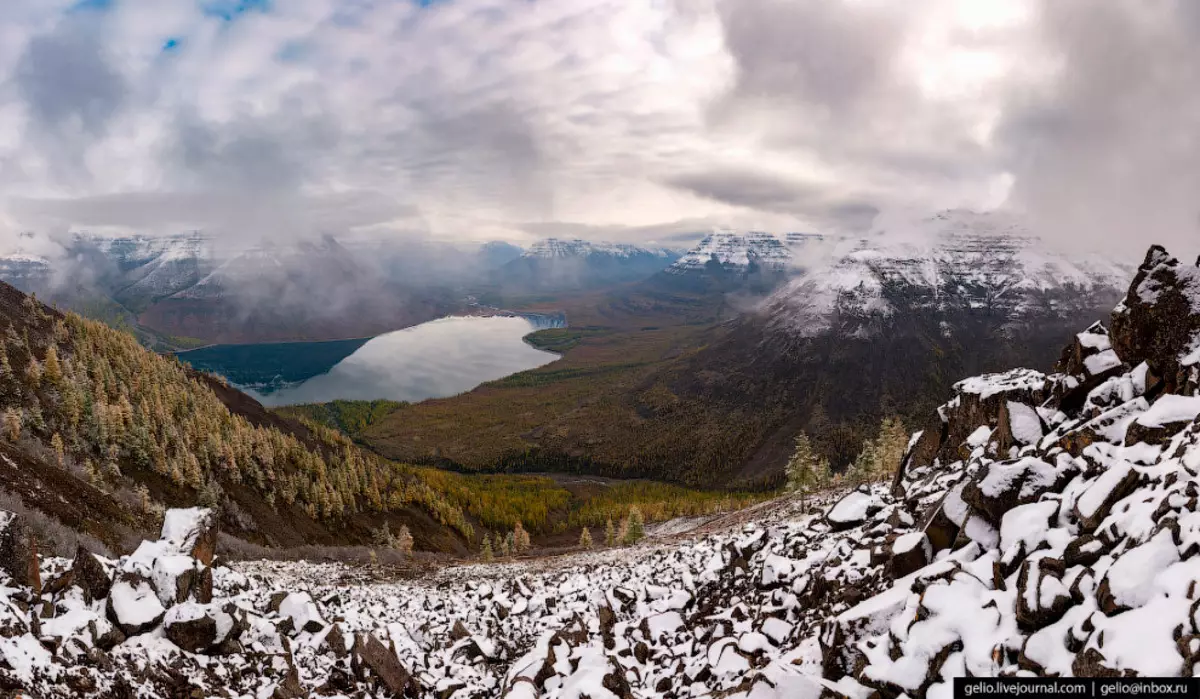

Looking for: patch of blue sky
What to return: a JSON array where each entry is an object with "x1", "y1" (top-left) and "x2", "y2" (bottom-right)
[{"x1": 201, "y1": 0, "x2": 271, "y2": 21}]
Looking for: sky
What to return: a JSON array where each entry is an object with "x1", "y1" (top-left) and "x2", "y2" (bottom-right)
[{"x1": 0, "y1": 0, "x2": 1195, "y2": 253}]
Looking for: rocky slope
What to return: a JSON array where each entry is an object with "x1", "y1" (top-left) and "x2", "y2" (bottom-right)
[{"x1": 1, "y1": 244, "x2": 1197, "y2": 696}]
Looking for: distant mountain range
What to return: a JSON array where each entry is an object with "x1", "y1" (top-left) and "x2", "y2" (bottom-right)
[
  {"x1": 486, "y1": 238, "x2": 681, "y2": 295},
  {"x1": 362, "y1": 209, "x2": 1139, "y2": 490}
]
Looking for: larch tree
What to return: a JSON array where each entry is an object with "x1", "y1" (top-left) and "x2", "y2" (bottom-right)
[
  {"x1": 625, "y1": 506, "x2": 645, "y2": 544},
  {"x1": 785, "y1": 432, "x2": 831, "y2": 512},
  {"x1": 579, "y1": 527, "x2": 593, "y2": 549}
]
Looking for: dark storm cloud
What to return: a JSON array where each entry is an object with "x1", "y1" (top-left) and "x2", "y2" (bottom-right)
[
  {"x1": 998, "y1": 0, "x2": 1200, "y2": 253},
  {"x1": 15, "y1": 23, "x2": 127, "y2": 136}
]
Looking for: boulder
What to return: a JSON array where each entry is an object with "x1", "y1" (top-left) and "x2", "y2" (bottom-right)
[
  {"x1": 1072, "y1": 461, "x2": 1141, "y2": 532},
  {"x1": 888, "y1": 532, "x2": 931, "y2": 578},
  {"x1": 937, "y1": 369, "x2": 1051, "y2": 464},
  {"x1": 825, "y1": 490, "x2": 882, "y2": 531},
  {"x1": 106, "y1": 572, "x2": 166, "y2": 637},
  {"x1": 277, "y1": 592, "x2": 326, "y2": 635},
  {"x1": 1057, "y1": 322, "x2": 1117, "y2": 377},
  {"x1": 164, "y1": 610, "x2": 217, "y2": 653},
  {"x1": 1125, "y1": 395, "x2": 1200, "y2": 446},
  {"x1": 0, "y1": 511, "x2": 40, "y2": 594},
  {"x1": 352, "y1": 632, "x2": 420, "y2": 697},
  {"x1": 159, "y1": 508, "x2": 219, "y2": 565},
  {"x1": 72, "y1": 546, "x2": 112, "y2": 602},
  {"x1": 960, "y1": 457, "x2": 1061, "y2": 527},
  {"x1": 1110, "y1": 246, "x2": 1200, "y2": 396},
  {"x1": 1014, "y1": 557, "x2": 1071, "y2": 631}
]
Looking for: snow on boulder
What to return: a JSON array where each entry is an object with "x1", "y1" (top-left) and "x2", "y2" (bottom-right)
[
  {"x1": 164, "y1": 602, "x2": 241, "y2": 654},
  {"x1": 640, "y1": 611, "x2": 684, "y2": 643},
  {"x1": 150, "y1": 554, "x2": 210, "y2": 607},
  {"x1": 888, "y1": 532, "x2": 931, "y2": 578},
  {"x1": 1073, "y1": 461, "x2": 1140, "y2": 532},
  {"x1": 159, "y1": 508, "x2": 219, "y2": 565},
  {"x1": 277, "y1": 592, "x2": 326, "y2": 635},
  {"x1": 1058, "y1": 321, "x2": 1115, "y2": 376},
  {"x1": 106, "y1": 572, "x2": 167, "y2": 637},
  {"x1": 961, "y1": 456, "x2": 1060, "y2": 527},
  {"x1": 0, "y1": 511, "x2": 40, "y2": 594},
  {"x1": 826, "y1": 490, "x2": 882, "y2": 531},
  {"x1": 1003, "y1": 401, "x2": 1046, "y2": 448},
  {"x1": 1126, "y1": 394, "x2": 1200, "y2": 446},
  {"x1": 1095, "y1": 529, "x2": 1180, "y2": 615},
  {"x1": 999, "y1": 501, "x2": 1059, "y2": 558}
]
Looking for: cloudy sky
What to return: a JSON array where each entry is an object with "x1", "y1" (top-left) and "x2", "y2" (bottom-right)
[{"x1": 0, "y1": 0, "x2": 1194, "y2": 251}]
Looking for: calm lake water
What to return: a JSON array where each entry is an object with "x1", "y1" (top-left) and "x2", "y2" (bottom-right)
[{"x1": 180, "y1": 315, "x2": 562, "y2": 407}]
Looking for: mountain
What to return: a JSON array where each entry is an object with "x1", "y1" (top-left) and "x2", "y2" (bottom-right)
[
  {"x1": 667, "y1": 230, "x2": 793, "y2": 273},
  {"x1": 764, "y1": 210, "x2": 1130, "y2": 337},
  {"x1": 659, "y1": 230, "x2": 794, "y2": 293},
  {"x1": 477, "y1": 240, "x2": 524, "y2": 268},
  {"x1": 4, "y1": 244, "x2": 1197, "y2": 697},
  {"x1": 0, "y1": 233, "x2": 460, "y2": 345},
  {"x1": 488, "y1": 238, "x2": 680, "y2": 296},
  {"x1": 362, "y1": 211, "x2": 1133, "y2": 489},
  {"x1": 139, "y1": 236, "x2": 458, "y2": 343},
  {"x1": 81, "y1": 233, "x2": 215, "y2": 311}
]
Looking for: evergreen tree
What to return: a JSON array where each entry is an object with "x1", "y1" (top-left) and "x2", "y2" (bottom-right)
[
  {"x1": 624, "y1": 506, "x2": 645, "y2": 545},
  {"x1": 481, "y1": 534, "x2": 494, "y2": 562},
  {"x1": 873, "y1": 417, "x2": 908, "y2": 481},
  {"x1": 604, "y1": 518, "x2": 616, "y2": 547},
  {"x1": 579, "y1": 527, "x2": 593, "y2": 549},
  {"x1": 785, "y1": 432, "x2": 831, "y2": 511},
  {"x1": 43, "y1": 345, "x2": 62, "y2": 387},
  {"x1": 847, "y1": 439, "x2": 878, "y2": 486},
  {"x1": 617, "y1": 515, "x2": 630, "y2": 546},
  {"x1": 504, "y1": 532, "x2": 515, "y2": 557}
]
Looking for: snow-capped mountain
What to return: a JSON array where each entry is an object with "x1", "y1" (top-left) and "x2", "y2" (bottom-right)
[
  {"x1": 764, "y1": 210, "x2": 1132, "y2": 337},
  {"x1": 667, "y1": 230, "x2": 793, "y2": 275},
  {"x1": 0, "y1": 253, "x2": 52, "y2": 291},
  {"x1": 492, "y1": 238, "x2": 681, "y2": 293},
  {"x1": 91, "y1": 233, "x2": 216, "y2": 306},
  {"x1": 523, "y1": 238, "x2": 675, "y2": 260}
]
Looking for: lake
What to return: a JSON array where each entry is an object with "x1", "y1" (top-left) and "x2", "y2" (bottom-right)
[{"x1": 178, "y1": 315, "x2": 563, "y2": 407}]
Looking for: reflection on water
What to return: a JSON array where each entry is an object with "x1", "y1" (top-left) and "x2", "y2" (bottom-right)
[{"x1": 215, "y1": 316, "x2": 560, "y2": 407}]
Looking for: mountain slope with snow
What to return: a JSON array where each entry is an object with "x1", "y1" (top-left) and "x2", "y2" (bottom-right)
[
  {"x1": 491, "y1": 238, "x2": 681, "y2": 294},
  {"x1": 668, "y1": 231, "x2": 793, "y2": 274},
  {"x1": 765, "y1": 210, "x2": 1132, "y2": 337}
]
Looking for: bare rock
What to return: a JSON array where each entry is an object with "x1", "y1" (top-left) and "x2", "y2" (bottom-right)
[
  {"x1": 165, "y1": 613, "x2": 217, "y2": 653},
  {"x1": 352, "y1": 632, "x2": 419, "y2": 697},
  {"x1": 0, "y1": 511, "x2": 40, "y2": 594},
  {"x1": 1110, "y1": 246, "x2": 1200, "y2": 396},
  {"x1": 72, "y1": 546, "x2": 112, "y2": 602}
]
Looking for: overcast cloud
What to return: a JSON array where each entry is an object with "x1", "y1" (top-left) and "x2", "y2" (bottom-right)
[{"x1": 0, "y1": 0, "x2": 1194, "y2": 253}]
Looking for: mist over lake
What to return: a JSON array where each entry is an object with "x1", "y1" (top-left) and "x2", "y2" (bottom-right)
[{"x1": 181, "y1": 315, "x2": 561, "y2": 407}]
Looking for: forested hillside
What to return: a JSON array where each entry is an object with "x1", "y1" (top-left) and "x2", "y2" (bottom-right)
[{"x1": 0, "y1": 281, "x2": 473, "y2": 553}]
